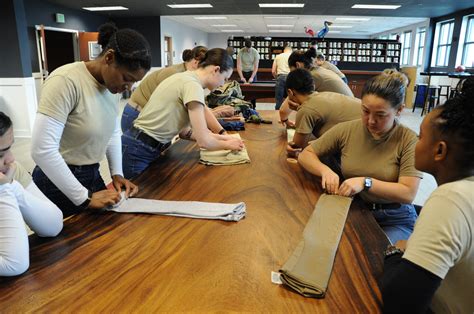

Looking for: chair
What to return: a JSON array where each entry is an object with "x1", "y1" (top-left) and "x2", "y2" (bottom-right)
[
  {"x1": 413, "y1": 84, "x2": 438, "y2": 115},
  {"x1": 437, "y1": 85, "x2": 450, "y2": 106}
]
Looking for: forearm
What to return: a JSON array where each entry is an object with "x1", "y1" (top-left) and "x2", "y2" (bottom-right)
[
  {"x1": 204, "y1": 106, "x2": 224, "y2": 133},
  {"x1": 31, "y1": 114, "x2": 89, "y2": 206},
  {"x1": 251, "y1": 63, "x2": 259, "y2": 77},
  {"x1": 298, "y1": 147, "x2": 332, "y2": 177},
  {"x1": 279, "y1": 97, "x2": 292, "y2": 121},
  {"x1": 236, "y1": 60, "x2": 244, "y2": 79},
  {"x1": 368, "y1": 177, "x2": 419, "y2": 204},
  {"x1": 292, "y1": 132, "x2": 310, "y2": 148},
  {"x1": 106, "y1": 117, "x2": 124, "y2": 177}
]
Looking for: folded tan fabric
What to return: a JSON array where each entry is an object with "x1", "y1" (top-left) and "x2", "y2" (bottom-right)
[
  {"x1": 280, "y1": 194, "x2": 352, "y2": 298},
  {"x1": 199, "y1": 134, "x2": 250, "y2": 166}
]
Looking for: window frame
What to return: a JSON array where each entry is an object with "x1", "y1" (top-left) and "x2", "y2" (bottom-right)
[
  {"x1": 432, "y1": 20, "x2": 455, "y2": 67},
  {"x1": 400, "y1": 30, "x2": 412, "y2": 65},
  {"x1": 413, "y1": 27, "x2": 426, "y2": 66},
  {"x1": 461, "y1": 15, "x2": 474, "y2": 68}
]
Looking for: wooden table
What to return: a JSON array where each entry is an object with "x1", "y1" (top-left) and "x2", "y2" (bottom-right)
[
  {"x1": 0, "y1": 111, "x2": 388, "y2": 312},
  {"x1": 240, "y1": 81, "x2": 276, "y2": 103}
]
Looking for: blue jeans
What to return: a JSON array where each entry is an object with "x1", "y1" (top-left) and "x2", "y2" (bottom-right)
[
  {"x1": 372, "y1": 204, "x2": 418, "y2": 244},
  {"x1": 121, "y1": 103, "x2": 140, "y2": 133},
  {"x1": 32, "y1": 164, "x2": 106, "y2": 218},
  {"x1": 275, "y1": 74, "x2": 287, "y2": 110},
  {"x1": 122, "y1": 129, "x2": 168, "y2": 179}
]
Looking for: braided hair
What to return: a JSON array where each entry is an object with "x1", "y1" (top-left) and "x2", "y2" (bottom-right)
[
  {"x1": 432, "y1": 77, "x2": 474, "y2": 169},
  {"x1": 288, "y1": 47, "x2": 317, "y2": 69},
  {"x1": 97, "y1": 23, "x2": 151, "y2": 71},
  {"x1": 0, "y1": 112, "x2": 12, "y2": 137}
]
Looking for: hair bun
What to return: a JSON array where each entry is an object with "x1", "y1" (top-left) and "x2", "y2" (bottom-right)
[
  {"x1": 305, "y1": 47, "x2": 317, "y2": 59},
  {"x1": 98, "y1": 22, "x2": 118, "y2": 49},
  {"x1": 382, "y1": 68, "x2": 409, "y2": 88},
  {"x1": 460, "y1": 77, "x2": 474, "y2": 99}
]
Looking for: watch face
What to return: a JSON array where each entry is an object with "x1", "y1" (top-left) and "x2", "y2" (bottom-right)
[{"x1": 364, "y1": 178, "x2": 372, "y2": 189}]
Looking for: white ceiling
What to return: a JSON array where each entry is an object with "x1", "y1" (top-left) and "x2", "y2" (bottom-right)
[{"x1": 164, "y1": 15, "x2": 428, "y2": 37}]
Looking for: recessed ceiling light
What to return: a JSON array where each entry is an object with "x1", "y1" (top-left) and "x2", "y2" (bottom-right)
[
  {"x1": 335, "y1": 17, "x2": 371, "y2": 21},
  {"x1": 266, "y1": 24, "x2": 294, "y2": 27},
  {"x1": 269, "y1": 30, "x2": 292, "y2": 33},
  {"x1": 83, "y1": 6, "x2": 128, "y2": 11},
  {"x1": 328, "y1": 30, "x2": 341, "y2": 33},
  {"x1": 264, "y1": 16, "x2": 296, "y2": 19},
  {"x1": 167, "y1": 4, "x2": 213, "y2": 8},
  {"x1": 194, "y1": 16, "x2": 227, "y2": 20},
  {"x1": 211, "y1": 24, "x2": 237, "y2": 27},
  {"x1": 259, "y1": 3, "x2": 305, "y2": 8},
  {"x1": 351, "y1": 4, "x2": 401, "y2": 9},
  {"x1": 330, "y1": 25, "x2": 353, "y2": 28},
  {"x1": 221, "y1": 30, "x2": 244, "y2": 32}
]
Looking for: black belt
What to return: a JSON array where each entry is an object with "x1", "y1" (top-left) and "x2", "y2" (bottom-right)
[
  {"x1": 366, "y1": 202, "x2": 402, "y2": 210},
  {"x1": 129, "y1": 127, "x2": 170, "y2": 150}
]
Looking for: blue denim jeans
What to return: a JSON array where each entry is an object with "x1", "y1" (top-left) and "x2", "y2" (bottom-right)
[
  {"x1": 275, "y1": 74, "x2": 288, "y2": 110},
  {"x1": 121, "y1": 103, "x2": 140, "y2": 133},
  {"x1": 122, "y1": 129, "x2": 166, "y2": 179},
  {"x1": 32, "y1": 164, "x2": 106, "y2": 218},
  {"x1": 371, "y1": 204, "x2": 418, "y2": 244}
]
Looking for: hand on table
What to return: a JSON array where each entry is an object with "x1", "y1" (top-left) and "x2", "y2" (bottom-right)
[
  {"x1": 240, "y1": 78, "x2": 248, "y2": 84},
  {"x1": 286, "y1": 142, "x2": 302, "y2": 158},
  {"x1": 321, "y1": 168, "x2": 340, "y2": 195},
  {"x1": 112, "y1": 174, "x2": 139, "y2": 198},
  {"x1": 338, "y1": 177, "x2": 364, "y2": 197},
  {"x1": 0, "y1": 162, "x2": 16, "y2": 185},
  {"x1": 88, "y1": 189, "x2": 122, "y2": 209},
  {"x1": 225, "y1": 138, "x2": 245, "y2": 151},
  {"x1": 284, "y1": 120, "x2": 296, "y2": 128}
]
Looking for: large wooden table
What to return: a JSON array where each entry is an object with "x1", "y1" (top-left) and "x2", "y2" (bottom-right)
[{"x1": 0, "y1": 111, "x2": 388, "y2": 312}]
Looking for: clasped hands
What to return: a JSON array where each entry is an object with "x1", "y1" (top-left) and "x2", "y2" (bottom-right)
[
  {"x1": 321, "y1": 169, "x2": 365, "y2": 197},
  {"x1": 87, "y1": 175, "x2": 139, "y2": 209}
]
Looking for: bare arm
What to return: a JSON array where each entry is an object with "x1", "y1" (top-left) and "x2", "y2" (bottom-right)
[
  {"x1": 298, "y1": 145, "x2": 340, "y2": 193},
  {"x1": 204, "y1": 106, "x2": 225, "y2": 134},
  {"x1": 271, "y1": 59, "x2": 277, "y2": 78},
  {"x1": 292, "y1": 132, "x2": 311, "y2": 149},
  {"x1": 250, "y1": 58, "x2": 259, "y2": 82},
  {"x1": 279, "y1": 97, "x2": 293, "y2": 122},
  {"x1": 365, "y1": 177, "x2": 420, "y2": 204},
  {"x1": 236, "y1": 55, "x2": 245, "y2": 82}
]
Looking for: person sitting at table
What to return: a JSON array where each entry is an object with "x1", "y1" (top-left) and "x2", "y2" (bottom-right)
[
  {"x1": 121, "y1": 45, "x2": 208, "y2": 132},
  {"x1": 122, "y1": 48, "x2": 245, "y2": 179},
  {"x1": 288, "y1": 47, "x2": 354, "y2": 97},
  {"x1": 0, "y1": 112, "x2": 63, "y2": 276},
  {"x1": 381, "y1": 78, "x2": 474, "y2": 314},
  {"x1": 315, "y1": 52, "x2": 348, "y2": 84},
  {"x1": 272, "y1": 44, "x2": 292, "y2": 110},
  {"x1": 298, "y1": 69, "x2": 422, "y2": 244},
  {"x1": 31, "y1": 24, "x2": 150, "y2": 217},
  {"x1": 279, "y1": 68, "x2": 361, "y2": 157}
]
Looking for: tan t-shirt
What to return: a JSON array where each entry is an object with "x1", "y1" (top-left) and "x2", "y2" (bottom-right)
[
  {"x1": 311, "y1": 119, "x2": 422, "y2": 203},
  {"x1": 13, "y1": 161, "x2": 32, "y2": 188},
  {"x1": 320, "y1": 61, "x2": 346, "y2": 79},
  {"x1": 295, "y1": 92, "x2": 361, "y2": 138},
  {"x1": 38, "y1": 62, "x2": 119, "y2": 165},
  {"x1": 130, "y1": 63, "x2": 186, "y2": 108},
  {"x1": 237, "y1": 47, "x2": 260, "y2": 72},
  {"x1": 134, "y1": 71, "x2": 204, "y2": 143},
  {"x1": 310, "y1": 67, "x2": 353, "y2": 97},
  {"x1": 274, "y1": 52, "x2": 291, "y2": 75},
  {"x1": 403, "y1": 177, "x2": 474, "y2": 314}
]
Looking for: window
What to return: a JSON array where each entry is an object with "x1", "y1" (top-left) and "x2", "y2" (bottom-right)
[
  {"x1": 432, "y1": 20, "x2": 454, "y2": 67},
  {"x1": 400, "y1": 31, "x2": 412, "y2": 65},
  {"x1": 461, "y1": 16, "x2": 474, "y2": 68},
  {"x1": 413, "y1": 27, "x2": 426, "y2": 66}
]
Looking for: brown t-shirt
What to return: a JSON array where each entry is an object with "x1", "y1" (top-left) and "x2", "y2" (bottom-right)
[
  {"x1": 130, "y1": 63, "x2": 187, "y2": 108},
  {"x1": 320, "y1": 61, "x2": 346, "y2": 79},
  {"x1": 295, "y1": 92, "x2": 361, "y2": 138},
  {"x1": 310, "y1": 67, "x2": 353, "y2": 97},
  {"x1": 311, "y1": 119, "x2": 423, "y2": 203}
]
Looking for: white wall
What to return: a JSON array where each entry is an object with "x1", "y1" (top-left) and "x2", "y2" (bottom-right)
[
  {"x1": 160, "y1": 17, "x2": 209, "y2": 66},
  {"x1": 0, "y1": 77, "x2": 37, "y2": 138},
  {"x1": 371, "y1": 21, "x2": 429, "y2": 67}
]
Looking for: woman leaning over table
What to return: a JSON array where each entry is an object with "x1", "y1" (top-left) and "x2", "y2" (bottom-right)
[
  {"x1": 382, "y1": 78, "x2": 474, "y2": 314},
  {"x1": 122, "y1": 48, "x2": 244, "y2": 179},
  {"x1": 31, "y1": 24, "x2": 151, "y2": 217},
  {"x1": 121, "y1": 45, "x2": 208, "y2": 132},
  {"x1": 298, "y1": 69, "x2": 422, "y2": 244}
]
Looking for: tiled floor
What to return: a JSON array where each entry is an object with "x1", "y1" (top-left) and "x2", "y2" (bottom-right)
[{"x1": 11, "y1": 104, "x2": 437, "y2": 205}]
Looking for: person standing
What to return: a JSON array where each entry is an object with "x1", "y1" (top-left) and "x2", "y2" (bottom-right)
[
  {"x1": 236, "y1": 39, "x2": 260, "y2": 84},
  {"x1": 272, "y1": 45, "x2": 292, "y2": 110},
  {"x1": 31, "y1": 24, "x2": 151, "y2": 217}
]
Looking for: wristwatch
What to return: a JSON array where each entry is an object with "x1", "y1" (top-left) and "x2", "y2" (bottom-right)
[
  {"x1": 79, "y1": 189, "x2": 93, "y2": 210},
  {"x1": 364, "y1": 177, "x2": 372, "y2": 191},
  {"x1": 384, "y1": 245, "x2": 404, "y2": 259}
]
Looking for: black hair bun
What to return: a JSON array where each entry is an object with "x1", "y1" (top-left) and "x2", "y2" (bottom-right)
[{"x1": 98, "y1": 22, "x2": 118, "y2": 49}]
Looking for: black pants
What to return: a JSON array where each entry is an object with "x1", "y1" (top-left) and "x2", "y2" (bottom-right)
[{"x1": 242, "y1": 71, "x2": 257, "y2": 108}]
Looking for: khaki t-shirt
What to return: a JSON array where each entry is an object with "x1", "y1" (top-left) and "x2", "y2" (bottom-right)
[
  {"x1": 274, "y1": 52, "x2": 291, "y2": 75},
  {"x1": 13, "y1": 161, "x2": 32, "y2": 188},
  {"x1": 134, "y1": 71, "x2": 204, "y2": 143},
  {"x1": 403, "y1": 177, "x2": 474, "y2": 314},
  {"x1": 320, "y1": 61, "x2": 346, "y2": 79},
  {"x1": 38, "y1": 62, "x2": 119, "y2": 165},
  {"x1": 311, "y1": 119, "x2": 422, "y2": 203},
  {"x1": 237, "y1": 47, "x2": 260, "y2": 72},
  {"x1": 310, "y1": 67, "x2": 353, "y2": 97},
  {"x1": 295, "y1": 92, "x2": 361, "y2": 138},
  {"x1": 130, "y1": 63, "x2": 186, "y2": 108}
]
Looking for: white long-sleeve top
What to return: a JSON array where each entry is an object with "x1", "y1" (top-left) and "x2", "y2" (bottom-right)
[
  {"x1": 31, "y1": 114, "x2": 123, "y2": 206},
  {"x1": 0, "y1": 180, "x2": 63, "y2": 277}
]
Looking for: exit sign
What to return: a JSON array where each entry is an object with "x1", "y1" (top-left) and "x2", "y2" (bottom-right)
[{"x1": 55, "y1": 13, "x2": 65, "y2": 23}]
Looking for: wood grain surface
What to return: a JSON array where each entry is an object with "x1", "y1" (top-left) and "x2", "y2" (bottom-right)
[{"x1": 0, "y1": 111, "x2": 388, "y2": 312}]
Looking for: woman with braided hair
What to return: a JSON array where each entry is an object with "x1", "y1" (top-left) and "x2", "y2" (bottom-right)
[
  {"x1": 382, "y1": 78, "x2": 474, "y2": 314},
  {"x1": 31, "y1": 23, "x2": 152, "y2": 217}
]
